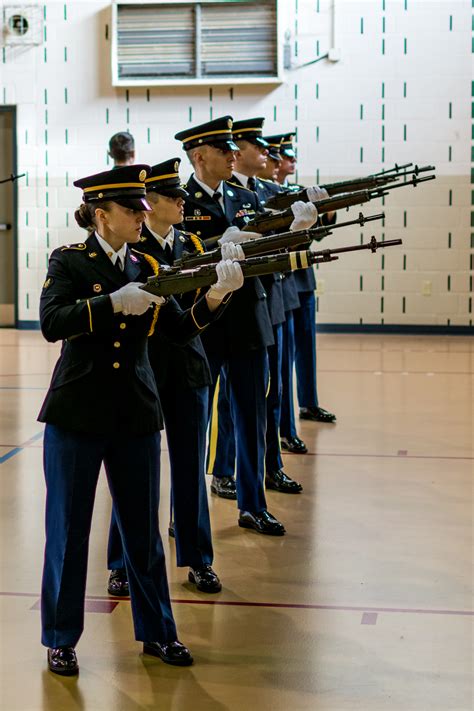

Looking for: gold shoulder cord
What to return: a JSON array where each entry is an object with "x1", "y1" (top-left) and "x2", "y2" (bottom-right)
[
  {"x1": 188, "y1": 233, "x2": 205, "y2": 302},
  {"x1": 138, "y1": 252, "x2": 162, "y2": 336}
]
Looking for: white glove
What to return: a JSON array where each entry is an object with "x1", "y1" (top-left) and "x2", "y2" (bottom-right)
[
  {"x1": 289, "y1": 201, "x2": 319, "y2": 232},
  {"x1": 218, "y1": 225, "x2": 261, "y2": 244},
  {"x1": 110, "y1": 282, "x2": 165, "y2": 316},
  {"x1": 220, "y1": 241, "x2": 245, "y2": 261},
  {"x1": 207, "y1": 259, "x2": 244, "y2": 300},
  {"x1": 306, "y1": 185, "x2": 329, "y2": 202}
]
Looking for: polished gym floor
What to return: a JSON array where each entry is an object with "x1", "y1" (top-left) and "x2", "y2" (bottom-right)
[{"x1": 0, "y1": 330, "x2": 472, "y2": 711}]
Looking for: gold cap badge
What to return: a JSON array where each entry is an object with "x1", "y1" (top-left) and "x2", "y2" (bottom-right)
[
  {"x1": 227, "y1": 118, "x2": 233, "y2": 128},
  {"x1": 138, "y1": 169, "x2": 147, "y2": 182},
  {"x1": 174, "y1": 161, "x2": 179, "y2": 172}
]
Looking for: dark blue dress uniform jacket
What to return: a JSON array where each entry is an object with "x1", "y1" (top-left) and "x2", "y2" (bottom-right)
[
  {"x1": 38, "y1": 232, "x2": 223, "y2": 434},
  {"x1": 136, "y1": 224, "x2": 217, "y2": 390},
  {"x1": 181, "y1": 175, "x2": 273, "y2": 356},
  {"x1": 232, "y1": 175, "x2": 286, "y2": 327}
]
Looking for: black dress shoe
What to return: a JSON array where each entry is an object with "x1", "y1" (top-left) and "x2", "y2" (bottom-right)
[
  {"x1": 188, "y1": 565, "x2": 222, "y2": 593},
  {"x1": 47, "y1": 646, "x2": 79, "y2": 676},
  {"x1": 143, "y1": 640, "x2": 193, "y2": 666},
  {"x1": 238, "y1": 510, "x2": 286, "y2": 536},
  {"x1": 210, "y1": 475, "x2": 237, "y2": 500},
  {"x1": 299, "y1": 406, "x2": 336, "y2": 423},
  {"x1": 265, "y1": 469, "x2": 303, "y2": 494},
  {"x1": 168, "y1": 521, "x2": 175, "y2": 538},
  {"x1": 107, "y1": 569, "x2": 129, "y2": 596},
  {"x1": 280, "y1": 435, "x2": 308, "y2": 454}
]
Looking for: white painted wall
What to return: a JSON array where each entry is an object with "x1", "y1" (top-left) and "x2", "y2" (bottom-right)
[{"x1": 1, "y1": 0, "x2": 471, "y2": 327}]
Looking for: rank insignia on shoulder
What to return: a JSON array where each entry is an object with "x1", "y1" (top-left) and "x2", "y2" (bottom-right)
[
  {"x1": 61, "y1": 243, "x2": 86, "y2": 251},
  {"x1": 194, "y1": 191, "x2": 203, "y2": 198},
  {"x1": 43, "y1": 277, "x2": 52, "y2": 289},
  {"x1": 93, "y1": 283, "x2": 102, "y2": 293}
]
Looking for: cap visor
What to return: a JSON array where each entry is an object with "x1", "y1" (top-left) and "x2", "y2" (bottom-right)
[
  {"x1": 153, "y1": 186, "x2": 189, "y2": 198},
  {"x1": 281, "y1": 149, "x2": 296, "y2": 158},
  {"x1": 268, "y1": 151, "x2": 282, "y2": 161},
  {"x1": 255, "y1": 137, "x2": 270, "y2": 148},
  {"x1": 115, "y1": 197, "x2": 152, "y2": 211}
]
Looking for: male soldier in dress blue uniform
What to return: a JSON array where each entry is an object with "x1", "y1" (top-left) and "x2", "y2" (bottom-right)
[
  {"x1": 174, "y1": 116, "x2": 286, "y2": 535},
  {"x1": 274, "y1": 133, "x2": 337, "y2": 426},
  {"x1": 39, "y1": 164, "x2": 243, "y2": 675},
  {"x1": 106, "y1": 158, "x2": 228, "y2": 594},
  {"x1": 108, "y1": 131, "x2": 135, "y2": 167},
  {"x1": 230, "y1": 117, "x2": 312, "y2": 491}
]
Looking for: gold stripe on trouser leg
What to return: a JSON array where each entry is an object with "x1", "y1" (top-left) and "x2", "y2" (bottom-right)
[
  {"x1": 206, "y1": 374, "x2": 221, "y2": 475},
  {"x1": 263, "y1": 364, "x2": 271, "y2": 489}
]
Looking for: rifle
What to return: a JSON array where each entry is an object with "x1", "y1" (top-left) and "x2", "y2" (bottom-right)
[
  {"x1": 174, "y1": 211, "x2": 385, "y2": 269},
  {"x1": 244, "y1": 174, "x2": 436, "y2": 235},
  {"x1": 141, "y1": 236, "x2": 402, "y2": 297},
  {"x1": 0, "y1": 173, "x2": 26, "y2": 184},
  {"x1": 264, "y1": 165, "x2": 435, "y2": 210}
]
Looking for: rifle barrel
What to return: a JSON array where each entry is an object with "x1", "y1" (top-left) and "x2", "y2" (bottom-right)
[{"x1": 142, "y1": 237, "x2": 402, "y2": 297}]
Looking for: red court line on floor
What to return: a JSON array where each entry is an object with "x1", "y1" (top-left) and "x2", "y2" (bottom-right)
[{"x1": 2, "y1": 591, "x2": 472, "y2": 617}]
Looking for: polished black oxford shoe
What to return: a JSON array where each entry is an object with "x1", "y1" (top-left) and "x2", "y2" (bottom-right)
[
  {"x1": 299, "y1": 406, "x2": 336, "y2": 423},
  {"x1": 265, "y1": 469, "x2": 303, "y2": 494},
  {"x1": 107, "y1": 568, "x2": 129, "y2": 596},
  {"x1": 238, "y1": 509, "x2": 286, "y2": 536},
  {"x1": 280, "y1": 435, "x2": 308, "y2": 454},
  {"x1": 188, "y1": 565, "x2": 222, "y2": 593},
  {"x1": 47, "y1": 646, "x2": 79, "y2": 676},
  {"x1": 143, "y1": 640, "x2": 193, "y2": 666},
  {"x1": 210, "y1": 475, "x2": 237, "y2": 499}
]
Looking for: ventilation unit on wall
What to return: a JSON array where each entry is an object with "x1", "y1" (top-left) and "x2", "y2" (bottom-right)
[
  {"x1": 1, "y1": 4, "x2": 43, "y2": 46},
  {"x1": 111, "y1": 0, "x2": 282, "y2": 86}
]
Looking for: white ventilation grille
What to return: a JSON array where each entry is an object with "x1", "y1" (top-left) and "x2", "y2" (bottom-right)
[{"x1": 112, "y1": 1, "x2": 280, "y2": 86}]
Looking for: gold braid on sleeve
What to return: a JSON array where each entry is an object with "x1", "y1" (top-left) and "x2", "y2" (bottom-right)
[
  {"x1": 140, "y1": 253, "x2": 162, "y2": 336},
  {"x1": 188, "y1": 233, "x2": 205, "y2": 302}
]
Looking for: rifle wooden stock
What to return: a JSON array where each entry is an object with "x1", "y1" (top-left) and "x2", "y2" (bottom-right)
[
  {"x1": 141, "y1": 237, "x2": 402, "y2": 297},
  {"x1": 175, "y1": 211, "x2": 385, "y2": 269},
  {"x1": 245, "y1": 174, "x2": 436, "y2": 235},
  {"x1": 264, "y1": 165, "x2": 436, "y2": 211}
]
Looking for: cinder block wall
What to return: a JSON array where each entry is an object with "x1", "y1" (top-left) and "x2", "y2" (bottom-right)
[{"x1": 1, "y1": 0, "x2": 472, "y2": 328}]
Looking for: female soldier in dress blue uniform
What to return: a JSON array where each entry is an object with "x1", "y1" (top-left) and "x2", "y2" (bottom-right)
[{"x1": 38, "y1": 164, "x2": 243, "y2": 675}]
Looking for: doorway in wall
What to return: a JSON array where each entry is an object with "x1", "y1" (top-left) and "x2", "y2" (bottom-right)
[{"x1": 0, "y1": 106, "x2": 17, "y2": 327}]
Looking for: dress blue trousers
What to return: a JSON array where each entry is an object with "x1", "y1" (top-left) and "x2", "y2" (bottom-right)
[
  {"x1": 41, "y1": 424, "x2": 176, "y2": 648},
  {"x1": 280, "y1": 310, "x2": 297, "y2": 439},
  {"x1": 293, "y1": 290, "x2": 319, "y2": 409},
  {"x1": 108, "y1": 386, "x2": 213, "y2": 569}
]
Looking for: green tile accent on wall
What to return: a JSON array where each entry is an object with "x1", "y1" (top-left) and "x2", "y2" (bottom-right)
[
  {"x1": 403, "y1": 254, "x2": 407, "y2": 270},
  {"x1": 126, "y1": 108, "x2": 130, "y2": 124},
  {"x1": 65, "y1": 129, "x2": 68, "y2": 144},
  {"x1": 360, "y1": 104, "x2": 363, "y2": 120},
  {"x1": 381, "y1": 146, "x2": 385, "y2": 162},
  {"x1": 403, "y1": 82, "x2": 407, "y2": 98},
  {"x1": 65, "y1": 171, "x2": 69, "y2": 187},
  {"x1": 448, "y1": 232, "x2": 452, "y2": 248},
  {"x1": 360, "y1": 17, "x2": 364, "y2": 34},
  {"x1": 381, "y1": 275, "x2": 385, "y2": 291},
  {"x1": 147, "y1": 128, "x2": 150, "y2": 143},
  {"x1": 447, "y1": 275, "x2": 451, "y2": 291},
  {"x1": 403, "y1": 124, "x2": 407, "y2": 141},
  {"x1": 449, "y1": 145, "x2": 452, "y2": 161},
  {"x1": 64, "y1": 47, "x2": 67, "y2": 62},
  {"x1": 382, "y1": 16, "x2": 386, "y2": 33},
  {"x1": 25, "y1": 130, "x2": 28, "y2": 144},
  {"x1": 189, "y1": 106, "x2": 192, "y2": 121},
  {"x1": 360, "y1": 275, "x2": 363, "y2": 291},
  {"x1": 360, "y1": 147, "x2": 363, "y2": 163},
  {"x1": 449, "y1": 15, "x2": 453, "y2": 31},
  {"x1": 404, "y1": 38, "x2": 407, "y2": 54},
  {"x1": 404, "y1": 211, "x2": 407, "y2": 227},
  {"x1": 147, "y1": 89, "x2": 150, "y2": 101},
  {"x1": 382, "y1": 125, "x2": 385, "y2": 141},
  {"x1": 381, "y1": 254, "x2": 385, "y2": 270},
  {"x1": 106, "y1": 108, "x2": 109, "y2": 124},
  {"x1": 448, "y1": 102, "x2": 452, "y2": 119},
  {"x1": 64, "y1": 4, "x2": 67, "y2": 21},
  {"x1": 294, "y1": 84, "x2": 298, "y2": 100},
  {"x1": 315, "y1": 84, "x2": 319, "y2": 99},
  {"x1": 315, "y1": 126, "x2": 319, "y2": 142},
  {"x1": 381, "y1": 82, "x2": 385, "y2": 98},
  {"x1": 44, "y1": 89, "x2": 48, "y2": 104},
  {"x1": 382, "y1": 104, "x2": 385, "y2": 120},
  {"x1": 449, "y1": 189, "x2": 452, "y2": 206},
  {"x1": 382, "y1": 39, "x2": 385, "y2": 55},
  {"x1": 402, "y1": 297, "x2": 406, "y2": 313},
  {"x1": 64, "y1": 88, "x2": 68, "y2": 104},
  {"x1": 380, "y1": 296, "x2": 384, "y2": 313}
]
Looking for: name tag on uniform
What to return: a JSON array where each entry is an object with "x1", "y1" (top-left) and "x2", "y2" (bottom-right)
[
  {"x1": 184, "y1": 216, "x2": 212, "y2": 221},
  {"x1": 235, "y1": 209, "x2": 256, "y2": 218}
]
